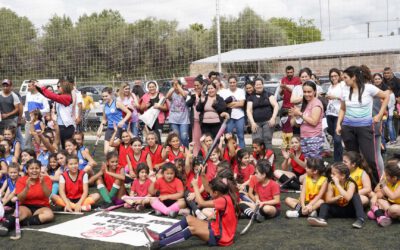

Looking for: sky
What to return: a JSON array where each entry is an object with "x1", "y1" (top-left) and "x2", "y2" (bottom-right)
[{"x1": 1, "y1": 0, "x2": 400, "y2": 40}]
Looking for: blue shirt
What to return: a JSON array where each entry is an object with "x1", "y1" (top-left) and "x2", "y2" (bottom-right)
[
  {"x1": 104, "y1": 100, "x2": 124, "y2": 129},
  {"x1": 38, "y1": 151, "x2": 50, "y2": 167},
  {"x1": 77, "y1": 147, "x2": 88, "y2": 171}
]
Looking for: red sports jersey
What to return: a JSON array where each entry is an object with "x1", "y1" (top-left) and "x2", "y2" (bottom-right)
[
  {"x1": 185, "y1": 171, "x2": 208, "y2": 198},
  {"x1": 15, "y1": 175, "x2": 52, "y2": 207},
  {"x1": 253, "y1": 149, "x2": 275, "y2": 171},
  {"x1": 253, "y1": 179, "x2": 280, "y2": 209},
  {"x1": 63, "y1": 170, "x2": 86, "y2": 200},
  {"x1": 223, "y1": 147, "x2": 239, "y2": 174},
  {"x1": 130, "y1": 178, "x2": 152, "y2": 197},
  {"x1": 290, "y1": 153, "x2": 306, "y2": 175},
  {"x1": 238, "y1": 164, "x2": 255, "y2": 183},
  {"x1": 167, "y1": 147, "x2": 185, "y2": 163},
  {"x1": 128, "y1": 151, "x2": 148, "y2": 172},
  {"x1": 144, "y1": 145, "x2": 164, "y2": 169},
  {"x1": 154, "y1": 177, "x2": 184, "y2": 196},
  {"x1": 103, "y1": 167, "x2": 123, "y2": 191},
  {"x1": 118, "y1": 144, "x2": 134, "y2": 169},
  {"x1": 211, "y1": 195, "x2": 238, "y2": 246},
  {"x1": 205, "y1": 161, "x2": 217, "y2": 181}
]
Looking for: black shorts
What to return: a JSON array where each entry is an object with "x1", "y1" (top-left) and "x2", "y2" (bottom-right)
[
  {"x1": 104, "y1": 127, "x2": 123, "y2": 141},
  {"x1": 24, "y1": 204, "x2": 46, "y2": 214},
  {"x1": 70, "y1": 198, "x2": 80, "y2": 203},
  {"x1": 162, "y1": 199, "x2": 176, "y2": 207},
  {"x1": 207, "y1": 222, "x2": 220, "y2": 246}
]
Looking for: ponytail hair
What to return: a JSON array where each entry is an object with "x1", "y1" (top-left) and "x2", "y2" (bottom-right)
[
  {"x1": 210, "y1": 176, "x2": 240, "y2": 217},
  {"x1": 331, "y1": 162, "x2": 358, "y2": 193},
  {"x1": 344, "y1": 65, "x2": 370, "y2": 103},
  {"x1": 343, "y1": 151, "x2": 373, "y2": 179},
  {"x1": 384, "y1": 160, "x2": 400, "y2": 179}
]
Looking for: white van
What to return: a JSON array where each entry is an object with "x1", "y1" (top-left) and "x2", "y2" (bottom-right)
[{"x1": 19, "y1": 79, "x2": 59, "y2": 97}]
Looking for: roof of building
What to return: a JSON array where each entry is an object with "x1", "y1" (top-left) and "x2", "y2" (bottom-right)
[{"x1": 192, "y1": 36, "x2": 400, "y2": 64}]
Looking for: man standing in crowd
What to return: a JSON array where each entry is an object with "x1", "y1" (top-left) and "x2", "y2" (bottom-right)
[
  {"x1": 0, "y1": 79, "x2": 20, "y2": 134},
  {"x1": 219, "y1": 75, "x2": 246, "y2": 148},
  {"x1": 23, "y1": 79, "x2": 50, "y2": 149},
  {"x1": 383, "y1": 67, "x2": 400, "y2": 139},
  {"x1": 280, "y1": 65, "x2": 301, "y2": 109},
  {"x1": 81, "y1": 90, "x2": 93, "y2": 132}
]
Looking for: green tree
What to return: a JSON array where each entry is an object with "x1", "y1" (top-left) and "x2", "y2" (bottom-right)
[{"x1": 269, "y1": 17, "x2": 322, "y2": 44}]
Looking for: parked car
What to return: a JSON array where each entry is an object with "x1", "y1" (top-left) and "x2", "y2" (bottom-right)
[
  {"x1": 78, "y1": 85, "x2": 106, "y2": 102},
  {"x1": 78, "y1": 85, "x2": 107, "y2": 130},
  {"x1": 19, "y1": 79, "x2": 59, "y2": 97},
  {"x1": 394, "y1": 72, "x2": 400, "y2": 79}
]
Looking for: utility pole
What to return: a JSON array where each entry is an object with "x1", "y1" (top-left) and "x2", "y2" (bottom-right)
[
  {"x1": 319, "y1": 0, "x2": 323, "y2": 34},
  {"x1": 328, "y1": 0, "x2": 331, "y2": 40},
  {"x1": 386, "y1": 0, "x2": 389, "y2": 35},
  {"x1": 216, "y1": 0, "x2": 222, "y2": 73},
  {"x1": 367, "y1": 22, "x2": 370, "y2": 38}
]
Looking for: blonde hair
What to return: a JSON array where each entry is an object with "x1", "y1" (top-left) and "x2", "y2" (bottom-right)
[{"x1": 119, "y1": 82, "x2": 131, "y2": 99}]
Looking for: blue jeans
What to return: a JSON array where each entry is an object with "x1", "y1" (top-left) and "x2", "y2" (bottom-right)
[
  {"x1": 386, "y1": 116, "x2": 396, "y2": 142},
  {"x1": 16, "y1": 125, "x2": 24, "y2": 150},
  {"x1": 326, "y1": 115, "x2": 343, "y2": 162},
  {"x1": 171, "y1": 123, "x2": 189, "y2": 147},
  {"x1": 226, "y1": 117, "x2": 245, "y2": 149},
  {"x1": 130, "y1": 121, "x2": 139, "y2": 137}
]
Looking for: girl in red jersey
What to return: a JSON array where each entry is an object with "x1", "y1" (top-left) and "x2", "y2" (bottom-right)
[
  {"x1": 65, "y1": 139, "x2": 97, "y2": 173},
  {"x1": 0, "y1": 159, "x2": 53, "y2": 235},
  {"x1": 221, "y1": 133, "x2": 240, "y2": 176},
  {"x1": 241, "y1": 159, "x2": 281, "y2": 222},
  {"x1": 122, "y1": 163, "x2": 153, "y2": 211},
  {"x1": 143, "y1": 132, "x2": 164, "y2": 173},
  {"x1": 237, "y1": 149, "x2": 255, "y2": 191},
  {"x1": 144, "y1": 175, "x2": 240, "y2": 248},
  {"x1": 126, "y1": 138, "x2": 152, "y2": 179},
  {"x1": 252, "y1": 138, "x2": 275, "y2": 168},
  {"x1": 199, "y1": 133, "x2": 213, "y2": 159},
  {"x1": 53, "y1": 155, "x2": 100, "y2": 212},
  {"x1": 162, "y1": 132, "x2": 186, "y2": 163},
  {"x1": 90, "y1": 151, "x2": 126, "y2": 208},
  {"x1": 274, "y1": 136, "x2": 305, "y2": 190},
  {"x1": 109, "y1": 123, "x2": 134, "y2": 171},
  {"x1": 148, "y1": 162, "x2": 186, "y2": 218}
]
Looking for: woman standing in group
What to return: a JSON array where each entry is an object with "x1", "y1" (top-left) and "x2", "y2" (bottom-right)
[
  {"x1": 166, "y1": 80, "x2": 190, "y2": 148},
  {"x1": 325, "y1": 68, "x2": 345, "y2": 162},
  {"x1": 289, "y1": 81, "x2": 324, "y2": 159},
  {"x1": 196, "y1": 83, "x2": 229, "y2": 138},
  {"x1": 186, "y1": 76, "x2": 204, "y2": 156},
  {"x1": 35, "y1": 79, "x2": 74, "y2": 149},
  {"x1": 117, "y1": 82, "x2": 140, "y2": 136},
  {"x1": 98, "y1": 87, "x2": 132, "y2": 155},
  {"x1": 336, "y1": 65, "x2": 389, "y2": 186},
  {"x1": 246, "y1": 78, "x2": 279, "y2": 150},
  {"x1": 139, "y1": 81, "x2": 168, "y2": 141}
]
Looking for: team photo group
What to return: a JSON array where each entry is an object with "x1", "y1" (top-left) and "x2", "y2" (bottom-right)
[{"x1": 0, "y1": 64, "x2": 399, "y2": 248}]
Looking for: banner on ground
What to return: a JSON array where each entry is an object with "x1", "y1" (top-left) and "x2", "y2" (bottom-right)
[{"x1": 39, "y1": 212, "x2": 178, "y2": 247}]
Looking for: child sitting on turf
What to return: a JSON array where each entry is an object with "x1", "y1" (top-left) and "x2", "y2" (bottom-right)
[
  {"x1": 126, "y1": 137, "x2": 152, "y2": 180},
  {"x1": 149, "y1": 162, "x2": 186, "y2": 218},
  {"x1": 343, "y1": 151, "x2": 372, "y2": 206},
  {"x1": 367, "y1": 160, "x2": 400, "y2": 227},
  {"x1": 44, "y1": 153, "x2": 61, "y2": 197},
  {"x1": 0, "y1": 139, "x2": 13, "y2": 166},
  {"x1": 221, "y1": 133, "x2": 240, "y2": 177},
  {"x1": 122, "y1": 163, "x2": 153, "y2": 211},
  {"x1": 240, "y1": 159, "x2": 281, "y2": 222},
  {"x1": 3, "y1": 127, "x2": 21, "y2": 164},
  {"x1": 199, "y1": 133, "x2": 213, "y2": 159},
  {"x1": 0, "y1": 163, "x2": 19, "y2": 207},
  {"x1": 143, "y1": 132, "x2": 164, "y2": 173},
  {"x1": 308, "y1": 162, "x2": 366, "y2": 229},
  {"x1": 53, "y1": 155, "x2": 100, "y2": 212},
  {"x1": 162, "y1": 132, "x2": 186, "y2": 163},
  {"x1": 252, "y1": 138, "x2": 275, "y2": 168},
  {"x1": 285, "y1": 158, "x2": 328, "y2": 218},
  {"x1": 90, "y1": 151, "x2": 126, "y2": 208},
  {"x1": 20, "y1": 149, "x2": 36, "y2": 175},
  {"x1": 0, "y1": 145, "x2": 9, "y2": 188},
  {"x1": 236, "y1": 148, "x2": 255, "y2": 192}
]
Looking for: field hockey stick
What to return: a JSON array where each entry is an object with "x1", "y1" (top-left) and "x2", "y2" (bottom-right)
[
  {"x1": 91, "y1": 135, "x2": 101, "y2": 157},
  {"x1": 53, "y1": 211, "x2": 84, "y2": 215},
  {"x1": 240, "y1": 203, "x2": 260, "y2": 235},
  {"x1": 280, "y1": 189, "x2": 301, "y2": 194},
  {"x1": 10, "y1": 199, "x2": 21, "y2": 240},
  {"x1": 202, "y1": 118, "x2": 228, "y2": 164},
  {"x1": 95, "y1": 203, "x2": 125, "y2": 212}
]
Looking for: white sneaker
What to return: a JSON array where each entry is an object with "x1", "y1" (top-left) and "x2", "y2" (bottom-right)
[
  {"x1": 309, "y1": 210, "x2": 317, "y2": 217},
  {"x1": 285, "y1": 210, "x2": 299, "y2": 218}
]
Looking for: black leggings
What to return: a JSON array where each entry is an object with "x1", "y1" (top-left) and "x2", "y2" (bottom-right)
[
  {"x1": 319, "y1": 193, "x2": 365, "y2": 220},
  {"x1": 201, "y1": 122, "x2": 221, "y2": 138},
  {"x1": 59, "y1": 125, "x2": 75, "y2": 149}
]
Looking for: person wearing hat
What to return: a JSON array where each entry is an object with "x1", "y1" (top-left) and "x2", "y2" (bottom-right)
[{"x1": 0, "y1": 79, "x2": 21, "y2": 134}]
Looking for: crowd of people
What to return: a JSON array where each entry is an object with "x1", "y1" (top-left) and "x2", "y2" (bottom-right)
[{"x1": 0, "y1": 64, "x2": 399, "y2": 248}]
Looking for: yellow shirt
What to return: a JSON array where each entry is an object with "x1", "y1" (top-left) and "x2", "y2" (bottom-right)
[
  {"x1": 332, "y1": 180, "x2": 351, "y2": 207},
  {"x1": 82, "y1": 95, "x2": 94, "y2": 110},
  {"x1": 350, "y1": 167, "x2": 364, "y2": 191},
  {"x1": 387, "y1": 180, "x2": 400, "y2": 204},
  {"x1": 305, "y1": 175, "x2": 327, "y2": 203}
]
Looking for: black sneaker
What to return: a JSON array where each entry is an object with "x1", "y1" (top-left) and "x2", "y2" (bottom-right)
[
  {"x1": 0, "y1": 225, "x2": 9, "y2": 236},
  {"x1": 307, "y1": 217, "x2": 328, "y2": 227},
  {"x1": 255, "y1": 212, "x2": 265, "y2": 223},
  {"x1": 352, "y1": 218, "x2": 365, "y2": 229},
  {"x1": 168, "y1": 211, "x2": 178, "y2": 218}
]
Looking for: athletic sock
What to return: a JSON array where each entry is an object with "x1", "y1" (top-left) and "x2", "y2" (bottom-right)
[
  {"x1": 239, "y1": 203, "x2": 254, "y2": 218},
  {"x1": 168, "y1": 202, "x2": 180, "y2": 213},
  {"x1": 3, "y1": 215, "x2": 15, "y2": 230},
  {"x1": 109, "y1": 184, "x2": 120, "y2": 199},
  {"x1": 151, "y1": 198, "x2": 170, "y2": 215},
  {"x1": 27, "y1": 215, "x2": 42, "y2": 225},
  {"x1": 159, "y1": 227, "x2": 192, "y2": 247},
  {"x1": 159, "y1": 217, "x2": 189, "y2": 240},
  {"x1": 295, "y1": 203, "x2": 302, "y2": 212},
  {"x1": 97, "y1": 184, "x2": 112, "y2": 203}
]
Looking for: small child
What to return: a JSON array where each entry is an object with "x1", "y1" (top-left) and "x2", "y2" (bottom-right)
[
  {"x1": 285, "y1": 158, "x2": 328, "y2": 218},
  {"x1": 143, "y1": 132, "x2": 164, "y2": 173},
  {"x1": 367, "y1": 160, "x2": 400, "y2": 227},
  {"x1": 343, "y1": 151, "x2": 372, "y2": 206},
  {"x1": 20, "y1": 149, "x2": 36, "y2": 175},
  {"x1": 162, "y1": 132, "x2": 186, "y2": 163},
  {"x1": 0, "y1": 163, "x2": 19, "y2": 207},
  {"x1": 280, "y1": 108, "x2": 293, "y2": 149},
  {"x1": 122, "y1": 163, "x2": 153, "y2": 211},
  {"x1": 0, "y1": 145, "x2": 8, "y2": 187},
  {"x1": 252, "y1": 138, "x2": 275, "y2": 169},
  {"x1": 149, "y1": 162, "x2": 186, "y2": 218},
  {"x1": 53, "y1": 155, "x2": 100, "y2": 212},
  {"x1": 3, "y1": 127, "x2": 21, "y2": 164},
  {"x1": 126, "y1": 138, "x2": 152, "y2": 179},
  {"x1": 0, "y1": 140, "x2": 13, "y2": 165},
  {"x1": 30, "y1": 109, "x2": 45, "y2": 133},
  {"x1": 199, "y1": 133, "x2": 213, "y2": 159},
  {"x1": 109, "y1": 127, "x2": 134, "y2": 172},
  {"x1": 236, "y1": 149, "x2": 255, "y2": 192},
  {"x1": 308, "y1": 162, "x2": 366, "y2": 229},
  {"x1": 221, "y1": 133, "x2": 240, "y2": 176},
  {"x1": 240, "y1": 159, "x2": 281, "y2": 222},
  {"x1": 37, "y1": 141, "x2": 50, "y2": 168},
  {"x1": 45, "y1": 153, "x2": 62, "y2": 196}
]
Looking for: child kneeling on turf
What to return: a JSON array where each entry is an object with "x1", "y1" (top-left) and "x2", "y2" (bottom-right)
[
  {"x1": 53, "y1": 155, "x2": 100, "y2": 212},
  {"x1": 367, "y1": 160, "x2": 400, "y2": 227},
  {"x1": 285, "y1": 158, "x2": 327, "y2": 218},
  {"x1": 144, "y1": 176, "x2": 239, "y2": 248},
  {"x1": 308, "y1": 162, "x2": 366, "y2": 229},
  {"x1": 122, "y1": 163, "x2": 153, "y2": 211},
  {"x1": 149, "y1": 162, "x2": 186, "y2": 218},
  {"x1": 240, "y1": 159, "x2": 280, "y2": 222}
]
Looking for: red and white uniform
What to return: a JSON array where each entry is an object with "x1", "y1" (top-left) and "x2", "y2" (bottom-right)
[
  {"x1": 167, "y1": 147, "x2": 185, "y2": 163},
  {"x1": 128, "y1": 151, "x2": 148, "y2": 172},
  {"x1": 223, "y1": 147, "x2": 239, "y2": 174},
  {"x1": 144, "y1": 145, "x2": 164, "y2": 169},
  {"x1": 118, "y1": 144, "x2": 134, "y2": 170},
  {"x1": 60, "y1": 170, "x2": 87, "y2": 200},
  {"x1": 253, "y1": 149, "x2": 275, "y2": 171}
]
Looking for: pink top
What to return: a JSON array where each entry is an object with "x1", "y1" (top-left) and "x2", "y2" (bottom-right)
[
  {"x1": 300, "y1": 98, "x2": 323, "y2": 138},
  {"x1": 203, "y1": 97, "x2": 220, "y2": 123},
  {"x1": 140, "y1": 93, "x2": 167, "y2": 124}
]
